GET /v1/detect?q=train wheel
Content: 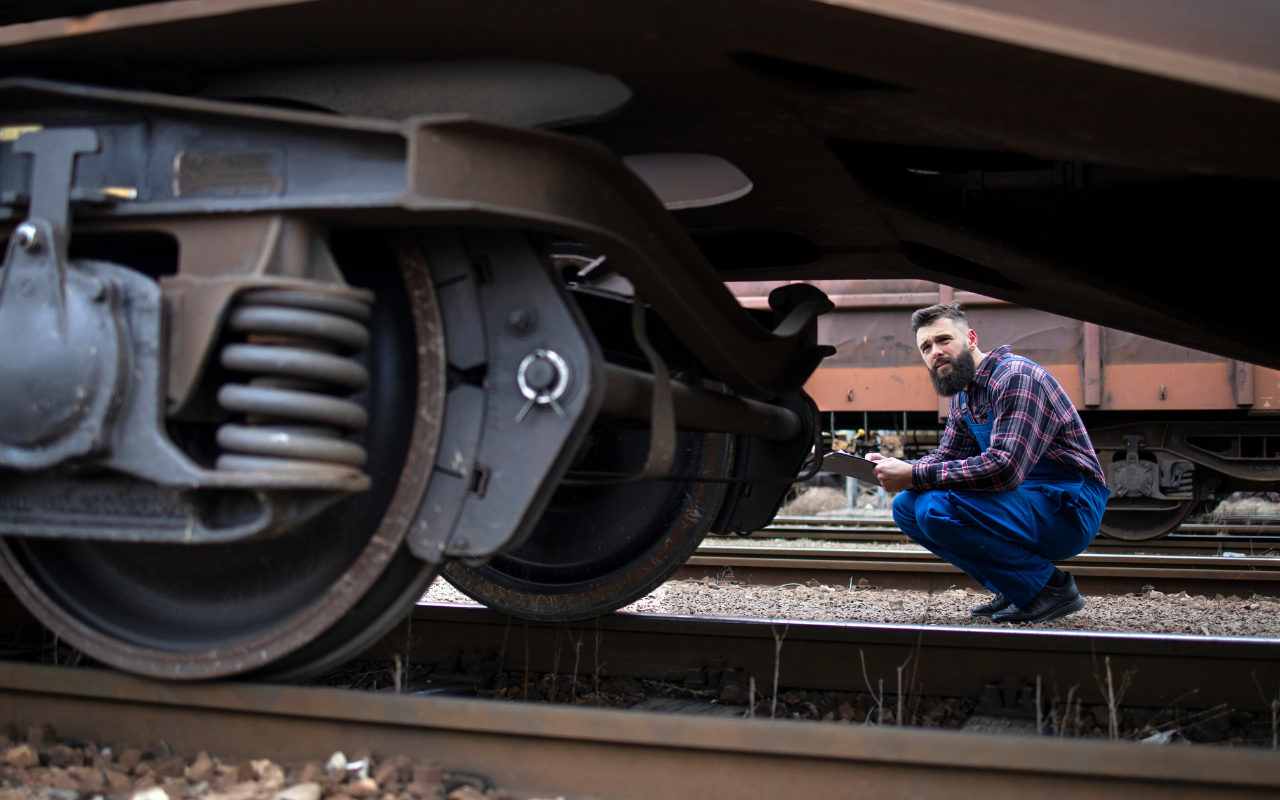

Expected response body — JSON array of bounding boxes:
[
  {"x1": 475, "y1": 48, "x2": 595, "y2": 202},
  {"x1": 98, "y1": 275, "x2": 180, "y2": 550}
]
[
  {"x1": 0, "y1": 232, "x2": 445, "y2": 680},
  {"x1": 1098, "y1": 498, "x2": 1196, "y2": 541},
  {"x1": 442, "y1": 426, "x2": 733, "y2": 621}
]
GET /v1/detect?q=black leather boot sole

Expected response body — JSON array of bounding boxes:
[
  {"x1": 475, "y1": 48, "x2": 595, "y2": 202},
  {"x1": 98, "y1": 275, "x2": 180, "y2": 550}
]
[
  {"x1": 991, "y1": 574, "x2": 1085, "y2": 624},
  {"x1": 970, "y1": 593, "x2": 1011, "y2": 618}
]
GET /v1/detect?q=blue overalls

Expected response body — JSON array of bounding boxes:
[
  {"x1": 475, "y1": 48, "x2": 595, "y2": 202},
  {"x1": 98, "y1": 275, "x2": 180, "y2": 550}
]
[{"x1": 892, "y1": 357, "x2": 1111, "y2": 606}]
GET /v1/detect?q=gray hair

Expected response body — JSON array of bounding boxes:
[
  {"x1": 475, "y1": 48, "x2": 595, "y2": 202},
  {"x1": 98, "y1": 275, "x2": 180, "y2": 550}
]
[{"x1": 910, "y1": 301, "x2": 967, "y2": 333}]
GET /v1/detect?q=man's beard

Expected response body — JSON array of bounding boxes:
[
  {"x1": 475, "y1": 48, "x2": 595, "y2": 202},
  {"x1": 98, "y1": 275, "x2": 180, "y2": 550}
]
[{"x1": 929, "y1": 348, "x2": 977, "y2": 397}]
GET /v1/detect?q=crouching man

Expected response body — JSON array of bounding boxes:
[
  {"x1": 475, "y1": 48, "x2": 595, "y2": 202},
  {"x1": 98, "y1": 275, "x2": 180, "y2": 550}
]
[{"x1": 869, "y1": 303, "x2": 1110, "y2": 623}]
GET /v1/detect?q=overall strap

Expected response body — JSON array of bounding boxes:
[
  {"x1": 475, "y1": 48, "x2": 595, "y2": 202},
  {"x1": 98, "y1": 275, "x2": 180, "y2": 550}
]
[
  {"x1": 992, "y1": 354, "x2": 1030, "y2": 376},
  {"x1": 964, "y1": 354, "x2": 1024, "y2": 424},
  {"x1": 982, "y1": 354, "x2": 1031, "y2": 401}
]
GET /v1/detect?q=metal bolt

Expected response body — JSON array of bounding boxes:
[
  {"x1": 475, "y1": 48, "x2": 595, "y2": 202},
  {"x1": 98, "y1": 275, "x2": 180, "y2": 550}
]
[
  {"x1": 515, "y1": 348, "x2": 571, "y2": 422},
  {"x1": 13, "y1": 223, "x2": 38, "y2": 252},
  {"x1": 506, "y1": 307, "x2": 535, "y2": 335},
  {"x1": 523, "y1": 357, "x2": 557, "y2": 390}
]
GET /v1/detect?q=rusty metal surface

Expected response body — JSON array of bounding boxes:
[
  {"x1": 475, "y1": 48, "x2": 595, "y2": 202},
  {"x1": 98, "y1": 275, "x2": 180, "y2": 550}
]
[
  {"x1": 1, "y1": 659, "x2": 1279, "y2": 800},
  {"x1": 816, "y1": 0, "x2": 1280, "y2": 102},
  {"x1": 680, "y1": 543, "x2": 1280, "y2": 597},
  {"x1": 807, "y1": 355, "x2": 1278, "y2": 412},
  {"x1": 728, "y1": 279, "x2": 1280, "y2": 414},
  {"x1": 0, "y1": 0, "x2": 319, "y2": 45},
  {"x1": 5, "y1": 0, "x2": 1280, "y2": 105},
  {"x1": 362, "y1": 602, "x2": 1280, "y2": 714}
]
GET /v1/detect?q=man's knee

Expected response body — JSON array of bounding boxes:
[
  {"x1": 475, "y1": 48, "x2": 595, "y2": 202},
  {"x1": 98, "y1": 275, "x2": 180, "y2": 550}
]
[
  {"x1": 894, "y1": 490, "x2": 946, "y2": 545},
  {"x1": 914, "y1": 491, "x2": 963, "y2": 539}
]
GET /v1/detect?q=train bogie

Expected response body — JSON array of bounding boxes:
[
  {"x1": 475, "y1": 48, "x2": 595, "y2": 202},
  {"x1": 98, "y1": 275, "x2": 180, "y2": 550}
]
[{"x1": 0, "y1": 80, "x2": 824, "y2": 676}]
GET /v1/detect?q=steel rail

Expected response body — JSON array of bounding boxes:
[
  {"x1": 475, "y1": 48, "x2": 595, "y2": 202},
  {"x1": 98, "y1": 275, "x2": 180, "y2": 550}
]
[
  {"x1": 770, "y1": 514, "x2": 1280, "y2": 534},
  {"x1": 681, "y1": 544, "x2": 1280, "y2": 596},
  {"x1": 754, "y1": 515, "x2": 1280, "y2": 549},
  {"x1": 364, "y1": 603, "x2": 1280, "y2": 714},
  {"x1": 1, "y1": 655, "x2": 1278, "y2": 800},
  {"x1": 721, "y1": 529, "x2": 1280, "y2": 554}
]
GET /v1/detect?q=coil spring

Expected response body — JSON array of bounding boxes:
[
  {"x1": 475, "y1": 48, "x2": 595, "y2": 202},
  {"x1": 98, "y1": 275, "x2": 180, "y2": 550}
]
[{"x1": 215, "y1": 287, "x2": 374, "y2": 473}]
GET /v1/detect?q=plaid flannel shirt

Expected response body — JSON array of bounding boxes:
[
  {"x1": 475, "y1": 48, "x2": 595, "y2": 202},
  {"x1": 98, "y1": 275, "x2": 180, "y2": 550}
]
[{"x1": 910, "y1": 345, "x2": 1106, "y2": 491}]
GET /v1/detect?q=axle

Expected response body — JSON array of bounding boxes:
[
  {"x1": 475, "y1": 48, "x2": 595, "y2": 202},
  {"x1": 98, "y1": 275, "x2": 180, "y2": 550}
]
[{"x1": 599, "y1": 364, "x2": 804, "y2": 442}]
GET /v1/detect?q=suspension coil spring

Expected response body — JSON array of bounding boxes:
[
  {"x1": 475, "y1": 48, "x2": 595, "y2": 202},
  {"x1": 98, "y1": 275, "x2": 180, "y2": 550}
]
[{"x1": 215, "y1": 287, "x2": 375, "y2": 474}]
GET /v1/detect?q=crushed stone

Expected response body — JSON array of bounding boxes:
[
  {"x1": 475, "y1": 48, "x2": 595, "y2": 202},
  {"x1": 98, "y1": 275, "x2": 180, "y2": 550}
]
[
  {"x1": 621, "y1": 581, "x2": 1280, "y2": 638},
  {"x1": 0, "y1": 729, "x2": 521, "y2": 800},
  {"x1": 424, "y1": 580, "x2": 1280, "y2": 638}
]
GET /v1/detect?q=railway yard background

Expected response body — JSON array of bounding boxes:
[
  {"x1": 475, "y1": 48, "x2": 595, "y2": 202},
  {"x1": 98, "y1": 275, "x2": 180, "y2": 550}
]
[{"x1": 3, "y1": 1, "x2": 1280, "y2": 797}]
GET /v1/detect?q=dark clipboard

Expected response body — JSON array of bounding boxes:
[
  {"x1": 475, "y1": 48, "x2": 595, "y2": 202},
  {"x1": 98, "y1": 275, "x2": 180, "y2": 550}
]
[{"x1": 821, "y1": 450, "x2": 881, "y2": 486}]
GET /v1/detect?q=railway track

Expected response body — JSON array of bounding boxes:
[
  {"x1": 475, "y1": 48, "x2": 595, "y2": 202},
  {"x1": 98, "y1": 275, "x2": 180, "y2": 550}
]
[
  {"x1": 1, "y1": 603, "x2": 1278, "y2": 800},
  {"x1": 682, "y1": 543, "x2": 1280, "y2": 597},
  {"x1": 765, "y1": 514, "x2": 1280, "y2": 536},
  {"x1": 730, "y1": 530, "x2": 1280, "y2": 555},
  {"x1": 734, "y1": 515, "x2": 1280, "y2": 554}
]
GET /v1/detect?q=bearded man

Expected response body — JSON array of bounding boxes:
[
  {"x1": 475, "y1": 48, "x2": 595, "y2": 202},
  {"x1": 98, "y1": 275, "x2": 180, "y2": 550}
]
[{"x1": 867, "y1": 303, "x2": 1110, "y2": 623}]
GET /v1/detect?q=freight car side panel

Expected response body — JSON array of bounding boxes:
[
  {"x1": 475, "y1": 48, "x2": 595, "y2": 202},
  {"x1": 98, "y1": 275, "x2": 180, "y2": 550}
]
[{"x1": 729, "y1": 281, "x2": 1276, "y2": 415}]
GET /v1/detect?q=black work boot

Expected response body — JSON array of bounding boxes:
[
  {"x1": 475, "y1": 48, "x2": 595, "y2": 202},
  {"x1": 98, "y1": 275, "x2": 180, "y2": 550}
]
[
  {"x1": 991, "y1": 572, "x2": 1085, "y2": 624},
  {"x1": 970, "y1": 593, "x2": 1011, "y2": 618}
]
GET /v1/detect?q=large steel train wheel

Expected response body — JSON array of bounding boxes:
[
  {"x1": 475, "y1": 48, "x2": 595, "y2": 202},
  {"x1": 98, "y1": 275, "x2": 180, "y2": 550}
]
[
  {"x1": 443, "y1": 425, "x2": 733, "y2": 621},
  {"x1": 1098, "y1": 498, "x2": 1196, "y2": 541},
  {"x1": 0, "y1": 232, "x2": 445, "y2": 680}
]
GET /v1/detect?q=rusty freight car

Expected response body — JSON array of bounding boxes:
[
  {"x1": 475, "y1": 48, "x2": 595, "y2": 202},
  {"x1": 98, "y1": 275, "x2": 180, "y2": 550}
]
[
  {"x1": 2, "y1": 0, "x2": 1280, "y2": 679},
  {"x1": 730, "y1": 280, "x2": 1280, "y2": 540}
]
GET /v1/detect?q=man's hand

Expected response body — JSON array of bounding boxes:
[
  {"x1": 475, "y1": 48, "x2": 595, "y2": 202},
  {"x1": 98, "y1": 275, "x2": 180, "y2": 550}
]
[{"x1": 867, "y1": 453, "x2": 913, "y2": 492}]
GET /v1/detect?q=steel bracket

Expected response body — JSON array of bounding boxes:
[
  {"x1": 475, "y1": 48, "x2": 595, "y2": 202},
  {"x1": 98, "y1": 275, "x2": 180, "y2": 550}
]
[
  {"x1": 1107, "y1": 434, "x2": 1167, "y2": 499},
  {"x1": 0, "y1": 128, "x2": 123, "y2": 469},
  {"x1": 0, "y1": 79, "x2": 832, "y2": 398},
  {"x1": 406, "y1": 230, "x2": 605, "y2": 562}
]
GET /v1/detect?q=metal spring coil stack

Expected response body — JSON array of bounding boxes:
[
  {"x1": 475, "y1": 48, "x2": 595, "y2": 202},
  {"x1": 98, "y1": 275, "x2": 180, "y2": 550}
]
[{"x1": 215, "y1": 287, "x2": 374, "y2": 474}]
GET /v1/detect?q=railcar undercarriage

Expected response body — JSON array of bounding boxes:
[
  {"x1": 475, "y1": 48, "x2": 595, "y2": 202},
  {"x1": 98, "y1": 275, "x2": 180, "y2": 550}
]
[
  {"x1": 2, "y1": 0, "x2": 1280, "y2": 679},
  {"x1": 0, "y1": 81, "x2": 825, "y2": 677}
]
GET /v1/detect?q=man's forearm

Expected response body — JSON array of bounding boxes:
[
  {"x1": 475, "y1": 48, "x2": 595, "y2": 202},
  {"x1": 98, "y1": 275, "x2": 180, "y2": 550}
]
[{"x1": 910, "y1": 451, "x2": 1022, "y2": 492}]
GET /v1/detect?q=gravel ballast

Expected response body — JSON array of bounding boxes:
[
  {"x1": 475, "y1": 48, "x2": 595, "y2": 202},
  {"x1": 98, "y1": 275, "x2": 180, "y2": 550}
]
[
  {"x1": 425, "y1": 577, "x2": 1280, "y2": 638},
  {"x1": 0, "y1": 730, "x2": 525, "y2": 800}
]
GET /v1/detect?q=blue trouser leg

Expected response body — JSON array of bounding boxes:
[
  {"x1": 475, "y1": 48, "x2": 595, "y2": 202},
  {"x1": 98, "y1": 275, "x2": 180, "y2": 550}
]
[
  {"x1": 892, "y1": 481, "x2": 1105, "y2": 607},
  {"x1": 893, "y1": 490, "x2": 1002, "y2": 595}
]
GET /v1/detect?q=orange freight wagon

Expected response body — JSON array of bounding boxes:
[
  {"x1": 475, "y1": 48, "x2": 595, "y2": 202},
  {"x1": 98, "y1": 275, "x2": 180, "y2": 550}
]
[{"x1": 731, "y1": 280, "x2": 1280, "y2": 540}]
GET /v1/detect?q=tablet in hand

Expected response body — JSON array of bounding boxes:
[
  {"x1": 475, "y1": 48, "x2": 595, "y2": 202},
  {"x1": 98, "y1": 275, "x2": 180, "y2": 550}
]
[{"x1": 821, "y1": 450, "x2": 881, "y2": 486}]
